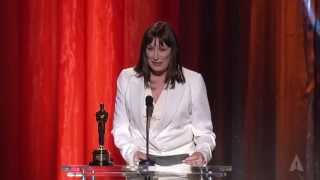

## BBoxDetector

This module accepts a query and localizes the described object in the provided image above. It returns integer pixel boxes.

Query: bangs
[145,27,174,47]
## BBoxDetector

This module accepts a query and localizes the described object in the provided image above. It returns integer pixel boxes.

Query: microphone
[146,95,154,120]
[139,95,156,166]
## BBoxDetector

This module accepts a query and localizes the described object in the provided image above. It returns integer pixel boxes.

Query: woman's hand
[133,151,147,164]
[182,152,206,166]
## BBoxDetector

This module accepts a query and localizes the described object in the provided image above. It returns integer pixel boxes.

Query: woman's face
[146,38,171,75]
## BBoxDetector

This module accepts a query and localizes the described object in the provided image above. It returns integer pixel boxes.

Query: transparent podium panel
[62,165,232,180]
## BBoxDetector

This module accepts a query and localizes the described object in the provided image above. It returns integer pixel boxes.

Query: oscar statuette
[89,104,112,166]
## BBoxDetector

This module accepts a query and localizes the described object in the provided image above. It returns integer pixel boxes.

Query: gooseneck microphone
[139,95,156,166]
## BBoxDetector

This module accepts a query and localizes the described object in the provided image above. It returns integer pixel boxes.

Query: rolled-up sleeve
[190,73,216,163]
[112,70,138,165]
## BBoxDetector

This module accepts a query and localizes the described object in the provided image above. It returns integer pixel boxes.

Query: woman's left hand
[182,152,206,166]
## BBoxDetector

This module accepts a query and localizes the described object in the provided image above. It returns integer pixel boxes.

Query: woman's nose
[153,49,159,60]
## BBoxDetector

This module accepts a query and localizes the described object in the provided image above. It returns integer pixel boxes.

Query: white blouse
[143,87,167,129]
[112,67,216,165]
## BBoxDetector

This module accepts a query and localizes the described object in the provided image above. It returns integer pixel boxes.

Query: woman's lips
[151,61,162,66]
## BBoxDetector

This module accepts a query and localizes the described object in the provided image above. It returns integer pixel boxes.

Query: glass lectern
[62,165,232,180]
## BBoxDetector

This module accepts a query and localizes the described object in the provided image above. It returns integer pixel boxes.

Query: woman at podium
[112,21,216,169]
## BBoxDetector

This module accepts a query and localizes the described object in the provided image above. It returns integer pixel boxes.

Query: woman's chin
[150,68,167,76]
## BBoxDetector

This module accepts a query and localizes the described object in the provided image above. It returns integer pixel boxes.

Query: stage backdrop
[0,0,318,180]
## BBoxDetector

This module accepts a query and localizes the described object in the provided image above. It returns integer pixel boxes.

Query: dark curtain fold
[314,1,320,179]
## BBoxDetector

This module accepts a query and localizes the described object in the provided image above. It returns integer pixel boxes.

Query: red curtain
[0,0,181,179]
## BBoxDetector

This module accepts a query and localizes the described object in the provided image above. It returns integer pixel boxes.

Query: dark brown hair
[134,21,185,89]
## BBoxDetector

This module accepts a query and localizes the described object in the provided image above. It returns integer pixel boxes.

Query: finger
[183,155,199,161]
[191,159,205,166]
[185,153,204,162]
[183,156,205,166]
[138,153,147,160]
[134,152,147,161]
[183,158,201,164]
[183,159,203,166]
[138,152,147,160]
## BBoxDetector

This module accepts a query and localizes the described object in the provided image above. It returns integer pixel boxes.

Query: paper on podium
[148,163,192,174]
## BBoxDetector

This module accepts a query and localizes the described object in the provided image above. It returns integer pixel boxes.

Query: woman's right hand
[133,151,147,163]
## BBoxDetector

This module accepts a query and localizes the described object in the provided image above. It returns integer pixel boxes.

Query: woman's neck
[150,72,166,83]
[150,72,166,90]
[149,73,166,102]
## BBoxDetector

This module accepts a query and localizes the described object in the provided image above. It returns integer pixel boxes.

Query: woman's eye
[159,47,167,51]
